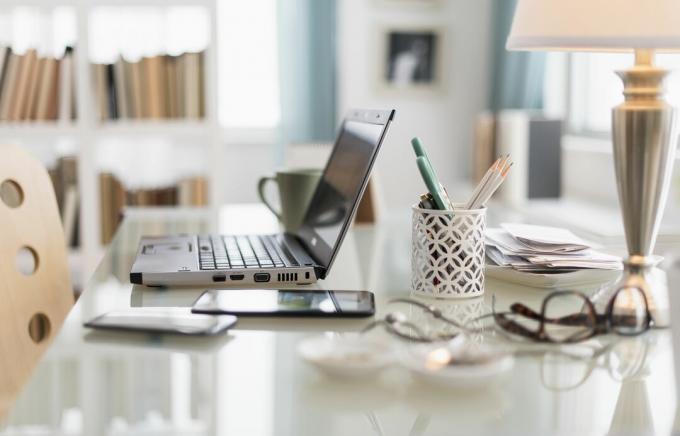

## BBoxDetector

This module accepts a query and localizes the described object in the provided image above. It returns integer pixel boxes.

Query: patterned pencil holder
[411,204,486,299]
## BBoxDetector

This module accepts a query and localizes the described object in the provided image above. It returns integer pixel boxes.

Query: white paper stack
[486,223,622,273]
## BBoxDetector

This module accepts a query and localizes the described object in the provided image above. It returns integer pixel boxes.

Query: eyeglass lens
[610,287,649,335]
[542,293,595,343]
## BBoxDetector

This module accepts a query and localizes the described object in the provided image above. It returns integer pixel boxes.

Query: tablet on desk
[192,289,375,318]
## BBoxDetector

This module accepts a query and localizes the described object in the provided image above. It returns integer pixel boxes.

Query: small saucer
[297,334,395,379]
[400,338,514,389]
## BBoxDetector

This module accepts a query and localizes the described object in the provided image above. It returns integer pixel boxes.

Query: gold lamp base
[605,49,678,327]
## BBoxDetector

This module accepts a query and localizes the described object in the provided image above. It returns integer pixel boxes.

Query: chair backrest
[0,144,73,416]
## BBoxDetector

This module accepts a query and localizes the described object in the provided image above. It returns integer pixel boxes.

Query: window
[547,52,680,135]
[218,0,280,129]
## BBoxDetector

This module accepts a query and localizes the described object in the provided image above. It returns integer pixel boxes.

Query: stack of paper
[486,223,622,273]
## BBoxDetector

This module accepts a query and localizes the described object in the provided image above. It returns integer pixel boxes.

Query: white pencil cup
[411,204,486,299]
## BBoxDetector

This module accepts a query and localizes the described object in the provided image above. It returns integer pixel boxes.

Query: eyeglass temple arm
[389,298,467,330]
[510,303,595,326]
[362,317,433,342]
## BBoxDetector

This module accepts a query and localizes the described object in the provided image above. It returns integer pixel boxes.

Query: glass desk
[1,204,678,436]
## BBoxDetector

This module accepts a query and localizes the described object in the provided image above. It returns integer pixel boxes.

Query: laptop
[130,109,395,286]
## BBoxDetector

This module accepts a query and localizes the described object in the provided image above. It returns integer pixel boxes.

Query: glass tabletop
[1,204,677,436]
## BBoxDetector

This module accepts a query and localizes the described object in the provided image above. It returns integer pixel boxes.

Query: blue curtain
[490,0,546,111]
[277,0,337,157]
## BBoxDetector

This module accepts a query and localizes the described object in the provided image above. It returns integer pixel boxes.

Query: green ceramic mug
[257,168,322,232]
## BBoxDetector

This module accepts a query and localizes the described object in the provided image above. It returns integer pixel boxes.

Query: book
[92,49,205,121]
[36,57,59,121]
[100,173,208,243]
[93,63,108,120]
[0,47,11,98]
[58,47,74,123]
[178,177,208,206]
[113,56,129,119]
[61,185,79,247]
[198,51,205,118]
[175,53,185,118]
[183,52,201,119]
[473,111,497,183]
[128,59,144,119]
[48,156,80,248]
[25,56,44,120]
[143,55,164,119]
[11,49,36,120]
[0,51,19,120]
[46,58,61,120]
[105,63,117,119]
[165,54,178,118]
[158,55,169,118]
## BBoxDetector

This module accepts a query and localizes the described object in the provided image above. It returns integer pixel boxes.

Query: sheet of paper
[500,223,591,251]
[485,225,621,274]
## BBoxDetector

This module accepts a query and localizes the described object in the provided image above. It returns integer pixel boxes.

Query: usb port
[230,274,245,281]
[254,273,270,282]
[212,274,226,282]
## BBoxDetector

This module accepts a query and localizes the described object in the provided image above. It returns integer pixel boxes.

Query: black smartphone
[84,309,237,336]
[191,289,375,318]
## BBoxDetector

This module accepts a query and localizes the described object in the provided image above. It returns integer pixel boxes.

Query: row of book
[100,173,208,244]
[0,47,76,122]
[48,156,80,248]
[93,51,206,121]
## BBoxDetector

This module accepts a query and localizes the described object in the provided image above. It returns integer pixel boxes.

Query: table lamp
[507,0,680,325]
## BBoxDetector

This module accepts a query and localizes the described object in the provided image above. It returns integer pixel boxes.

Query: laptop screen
[296,109,393,277]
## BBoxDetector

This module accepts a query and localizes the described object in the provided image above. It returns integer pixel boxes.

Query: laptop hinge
[313,265,327,280]
[280,234,325,276]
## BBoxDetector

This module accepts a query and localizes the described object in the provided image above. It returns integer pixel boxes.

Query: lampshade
[507,0,680,52]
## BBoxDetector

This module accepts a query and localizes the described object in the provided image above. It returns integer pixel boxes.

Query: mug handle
[257,176,282,221]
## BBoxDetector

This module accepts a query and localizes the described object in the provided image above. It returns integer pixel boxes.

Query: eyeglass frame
[361,311,459,343]
[492,286,653,344]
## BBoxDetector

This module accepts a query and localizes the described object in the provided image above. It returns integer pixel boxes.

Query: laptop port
[212,274,226,282]
[254,273,270,282]
[230,274,245,281]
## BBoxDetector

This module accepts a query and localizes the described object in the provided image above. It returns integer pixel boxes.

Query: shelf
[95,119,214,136]
[0,0,213,7]
[0,123,78,137]
[0,120,216,138]
[0,0,220,289]
[87,0,215,7]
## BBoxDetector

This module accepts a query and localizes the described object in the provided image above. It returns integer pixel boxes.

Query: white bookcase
[0,0,221,287]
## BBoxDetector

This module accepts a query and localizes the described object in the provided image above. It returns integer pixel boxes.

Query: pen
[416,156,451,211]
[411,137,454,210]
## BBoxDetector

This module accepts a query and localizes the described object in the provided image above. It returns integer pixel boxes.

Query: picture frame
[375,25,447,96]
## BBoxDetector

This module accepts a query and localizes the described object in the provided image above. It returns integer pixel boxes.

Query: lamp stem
[609,51,678,326]
[634,49,655,67]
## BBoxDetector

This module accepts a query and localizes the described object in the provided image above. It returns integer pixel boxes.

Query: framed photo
[377,26,446,94]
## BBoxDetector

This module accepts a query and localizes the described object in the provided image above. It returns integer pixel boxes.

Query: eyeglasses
[492,286,652,344]
[361,298,475,342]
[361,311,459,342]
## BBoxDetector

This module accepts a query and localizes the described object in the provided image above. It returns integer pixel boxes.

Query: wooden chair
[0,144,74,417]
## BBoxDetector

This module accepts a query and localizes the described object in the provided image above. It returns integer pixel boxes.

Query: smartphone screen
[192,289,375,317]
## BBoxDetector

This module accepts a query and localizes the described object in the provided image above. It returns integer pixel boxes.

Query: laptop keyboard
[198,235,287,270]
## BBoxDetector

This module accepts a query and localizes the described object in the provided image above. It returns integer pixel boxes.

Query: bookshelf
[0,1,220,288]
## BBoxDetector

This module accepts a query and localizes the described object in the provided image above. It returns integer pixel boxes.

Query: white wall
[337,0,493,211]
